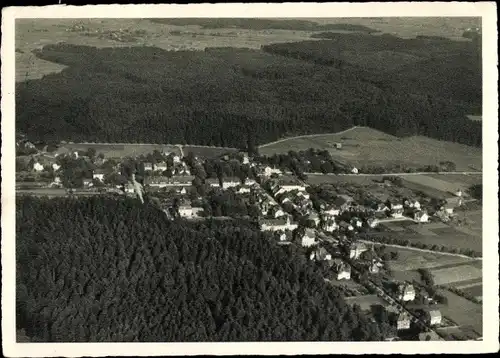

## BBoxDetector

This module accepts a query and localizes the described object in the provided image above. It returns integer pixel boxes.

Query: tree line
[17,41,480,149]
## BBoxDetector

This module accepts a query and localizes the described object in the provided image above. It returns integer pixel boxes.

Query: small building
[268,206,286,219]
[260,216,298,232]
[367,218,379,228]
[332,259,351,280]
[178,204,193,218]
[300,228,317,247]
[236,185,251,194]
[334,142,342,150]
[123,183,135,193]
[414,210,429,223]
[425,310,442,326]
[339,221,355,232]
[351,167,359,174]
[92,169,106,181]
[222,177,242,189]
[413,201,421,210]
[349,242,368,259]
[310,247,331,261]
[143,162,153,171]
[172,155,181,163]
[322,219,338,232]
[206,178,220,187]
[369,260,383,274]
[351,217,363,228]
[391,207,404,219]
[154,162,168,172]
[52,163,61,171]
[262,166,282,177]
[396,312,411,331]
[398,283,416,302]
[83,178,93,187]
[33,162,44,172]
[323,206,340,216]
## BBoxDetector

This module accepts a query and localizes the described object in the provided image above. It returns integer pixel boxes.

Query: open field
[306,174,383,185]
[386,248,478,272]
[402,227,482,253]
[438,289,482,336]
[259,127,482,171]
[430,265,482,286]
[344,294,399,313]
[452,209,482,238]
[403,174,482,197]
[54,143,182,158]
[182,145,238,158]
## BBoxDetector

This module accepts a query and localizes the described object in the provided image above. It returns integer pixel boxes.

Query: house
[455,189,463,197]
[413,201,421,210]
[178,204,193,218]
[222,177,241,189]
[307,211,320,226]
[334,142,342,150]
[375,202,389,213]
[339,221,354,232]
[123,183,135,193]
[391,207,404,218]
[241,153,250,164]
[52,163,61,171]
[351,167,359,174]
[414,210,429,223]
[323,206,340,216]
[349,242,368,259]
[351,217,363,228]
[296,191,310,200]
[425,310,442,326]
[92,169,106,181]
[143,162,153,171]
[310,247,331,261]
[332,259,351,280]
[261,166,282,177]
[322,219,338,232]
[299,228,317,247]
[83,178,93,187]
[398,283,416,302]
[145,175,194,187]
[268,206,286,219]
[443,204,455,215]
[260,216,298,232]
[206,178,220,187]
[396,312,411,330]
[236,185,252,194]
[369,260,383,274]
[172,155,181,163]
[154,162,168,172]
[33,162,44,172]
[245,178,257,186]
[367,218,379,228]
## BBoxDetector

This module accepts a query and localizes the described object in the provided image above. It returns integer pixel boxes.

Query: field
[344,294,399,313]
[386,248,476,272]
[16,17,479,82]
[259,127,482,171]
[438,289,482,336]
[54,143,182,159]
[403,174,482,197]
[182,145,238,158]
[306,174,386,185]
[430,265,483,286]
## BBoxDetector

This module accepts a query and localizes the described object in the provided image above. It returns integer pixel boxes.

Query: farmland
[344,295,399,313]
[438,289,483,336]
[386,248,477,272]
[182,145,238,159]
[16,17,480,82]
[259,127,482,171]
[431,265,483,286]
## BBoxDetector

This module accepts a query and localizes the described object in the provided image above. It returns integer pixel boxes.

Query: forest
[16,32,481,148]
[17,196,393,342]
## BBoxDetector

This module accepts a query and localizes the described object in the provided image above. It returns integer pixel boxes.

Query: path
[357,239,482,260]
[259,126,363,149]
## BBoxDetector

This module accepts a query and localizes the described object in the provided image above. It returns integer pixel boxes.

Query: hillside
[16,196,389,341]
[17,37,481,148]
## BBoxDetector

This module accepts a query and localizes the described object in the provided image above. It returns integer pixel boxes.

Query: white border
[2,2,498,356]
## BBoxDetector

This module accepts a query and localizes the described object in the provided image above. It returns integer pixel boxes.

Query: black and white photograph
[1,3,498,356]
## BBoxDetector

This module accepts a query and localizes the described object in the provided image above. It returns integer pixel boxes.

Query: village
[15,137,483,341]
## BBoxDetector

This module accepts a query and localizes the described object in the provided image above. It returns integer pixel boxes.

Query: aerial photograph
[13,16,485,344]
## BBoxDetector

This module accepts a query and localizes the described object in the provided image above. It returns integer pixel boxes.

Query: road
[259,126,363,149]
[302,171,482,176]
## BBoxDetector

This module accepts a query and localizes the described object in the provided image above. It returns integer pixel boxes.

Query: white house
[236,185,252,194]
[426,310,442,326]
[274,185,306,196]
[93,169,105,181]
[260,216,298,232]
[154,162,168,172]
[178,204,193,218]
[268,206,286,219]
[300,228,317,247]
[332,259,351,280]
[262,166,282,177]
[222,179,241,189]
[367,218,379,228]
[52,163,61,171]
[398,283,416,302]
[242,154,250,165]
[33,162,44,172]
[413,201,421,210]
[351,167,359,174]
[143,162,153,171]
[323,207,340,216]
[349,242,368,260]
[351,217,363,228]
[397,313,411,331]
[391,207,404,219]
[173,155,181,163]
[455,189,463,197]
[414,210,429,223]
[310,247,331,261]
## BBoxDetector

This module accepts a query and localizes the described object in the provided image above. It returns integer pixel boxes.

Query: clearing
[259,127,482,171]
[344,294,399,313]
[182,145,238,159]
[430,265,482,286]
[54,143,182,159]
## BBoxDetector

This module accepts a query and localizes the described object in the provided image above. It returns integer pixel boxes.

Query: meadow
[54,143,182,159]
[438,290,482,336]
[387,248,476,272]
[259,127,482,171]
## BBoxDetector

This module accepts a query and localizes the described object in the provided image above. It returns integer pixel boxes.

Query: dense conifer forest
[16,32,481,148]
[16,196,391,342]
